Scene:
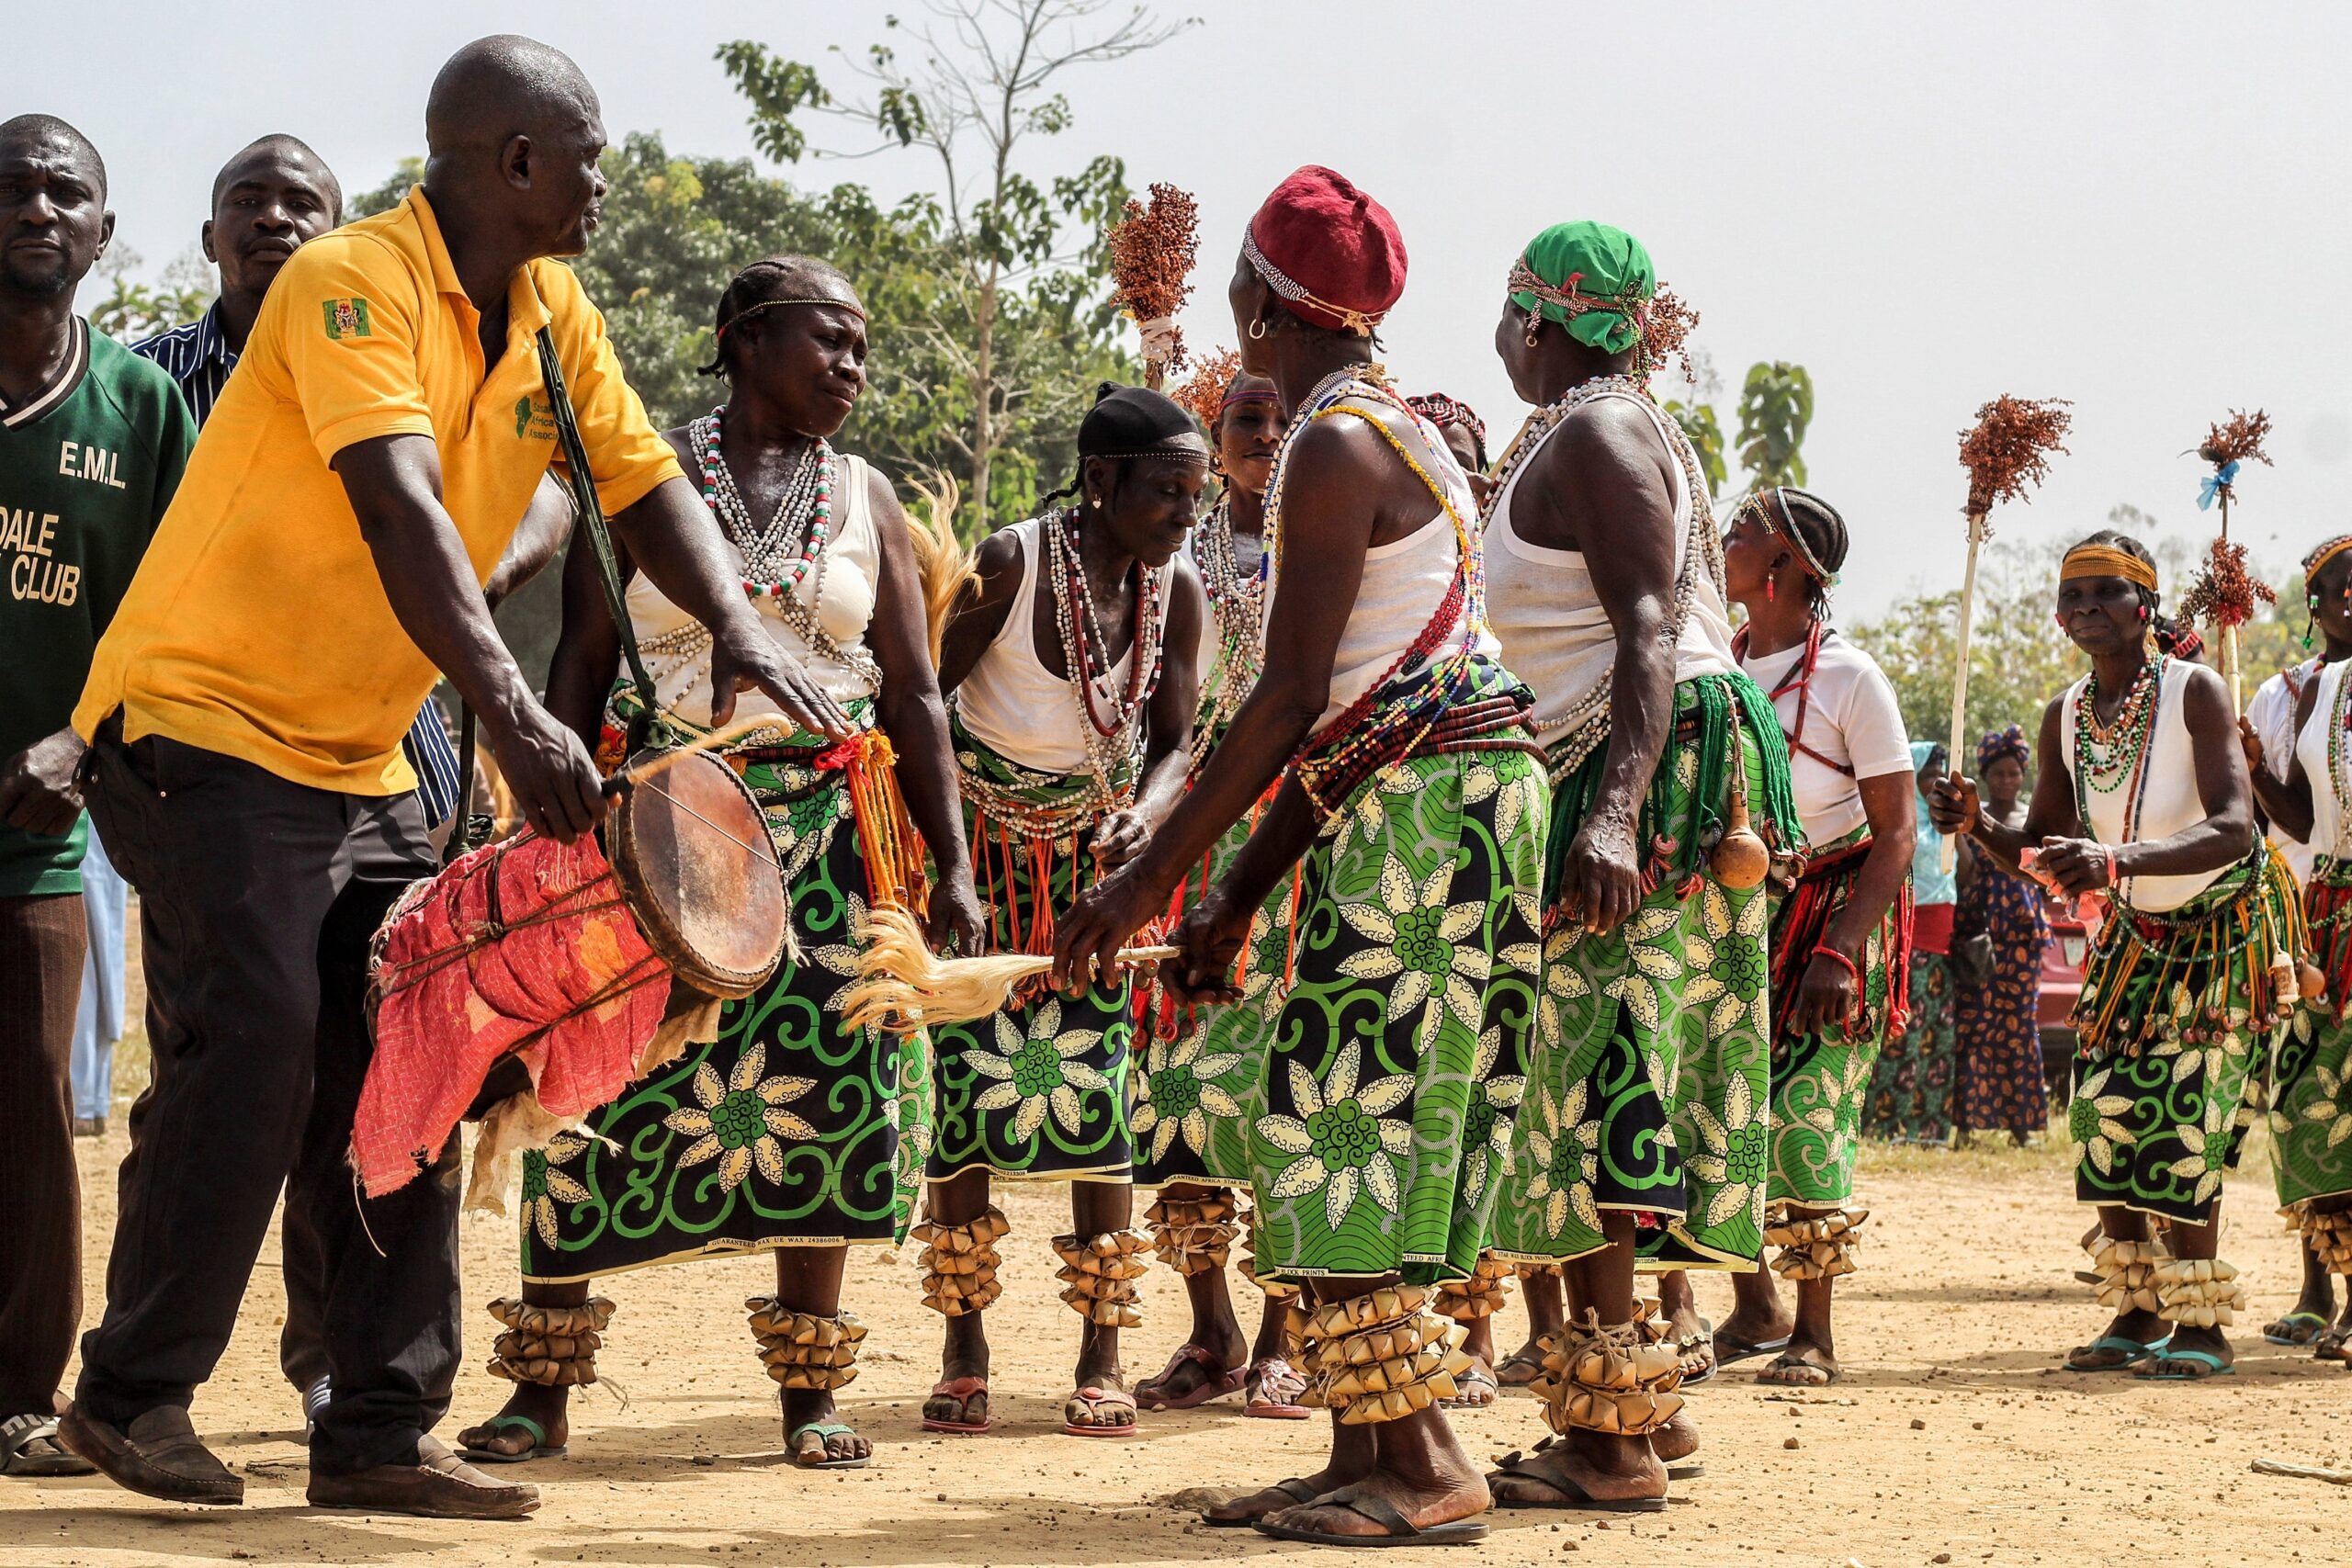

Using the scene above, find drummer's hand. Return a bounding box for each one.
[1050,863,1163,996]
[927,866,988,960]
[0,727,87,836]
[486,700,605,843]
[1091,808,1150,870]
[709,624,855,740]
[1163,885,1250,1010]
[1928,774,1979,836]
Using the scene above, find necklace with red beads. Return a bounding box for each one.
[1043,504,1161,804]
[689,404,832,603]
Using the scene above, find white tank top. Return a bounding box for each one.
[2296,658,2352,862]
[1485,390,1736,732]
[2060,659,2222,911]
[626,450,882,720]
[1273,395,1498,731]
[956,515,1177,775]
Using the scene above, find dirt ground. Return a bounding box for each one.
[7,1122,2351,1568]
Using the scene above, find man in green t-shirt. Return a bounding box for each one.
[0,114,191,1480]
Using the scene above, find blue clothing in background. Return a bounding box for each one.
[71,825,128,1121]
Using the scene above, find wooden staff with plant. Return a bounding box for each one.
[2179,410,2277,715]
[1108,182,1198,391]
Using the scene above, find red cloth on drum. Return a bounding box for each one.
[354,832,669,1198]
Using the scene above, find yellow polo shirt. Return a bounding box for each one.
[75,186,681,795]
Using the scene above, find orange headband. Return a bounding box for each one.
[2058,545,2158,592]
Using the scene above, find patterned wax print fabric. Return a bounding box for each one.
[2271,859,2352,1212]
[1864,953,1956,1144]
[1491,676,1792,1271]
[518,697,928,1281]
[2067,853,2299,1224]
[1245,741,1547,1286]
[1766,830,1910,1208]
[927,726,1135,1181]
[1954,863,2051,1137]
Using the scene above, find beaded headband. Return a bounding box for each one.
[715,296,867,344]
[2304,534,2352,579]
[1086,446,1213,466]
[2058,544,2158,591]
[1506,257,1650,340]
[1405,393,1486,451]
[1739,487,1839,588]
[1244,223,1385,336]
[1219,386,1281,412]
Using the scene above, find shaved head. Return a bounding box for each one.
[424,35,597,155]
[0,114,104,197]
[211,134,340,219]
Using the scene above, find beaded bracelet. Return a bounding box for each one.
[1811,945,1862,985]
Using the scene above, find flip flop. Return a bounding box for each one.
[2265,1311,2331,1347]
[1062,1385,1136,1438]
[1710,1332,1791,1368]
[1757,1348,1840,1387]
[2063,1334,2170,1373]
[2135,1348,2235,1382]
[458,1414,566,1463]
[1678,1317,1718,1386]
[921,1376,991,1435]
[1252,1483,1489,1546]
[1136,1345,1245,1412]
[788,1420,871,1470]
[1203,1474,1321,1528]
[1438,1366,1498,1409]
[1494,1349,1545,1388]
[1488,1449,1668,1514]
[1243,1358,1311,1420]
[2316,1326,2352,1363]
[0,1413,96,1478]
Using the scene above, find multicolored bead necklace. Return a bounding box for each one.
[1043,504,1162,807]
[1190,492,1265,761]
[2074,656,2165,902]
[690,405,833,603]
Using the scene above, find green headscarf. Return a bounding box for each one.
[1509,220,1655,355]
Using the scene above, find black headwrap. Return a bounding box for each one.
[1044,382,1209,507]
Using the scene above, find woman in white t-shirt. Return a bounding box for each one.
[1715,486,1917,1388]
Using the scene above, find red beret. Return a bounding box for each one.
[1243,165,1407,336]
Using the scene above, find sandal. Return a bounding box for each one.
[788,1420,870,1470]
[1243,1357,1311,1419]
[2063,1334,2170,1373]
[1494,1349,1545,1388]
[1756,1348,1839,1387]
[1489,1447,1668,1514]
[1062,1385,1136,1438]
[1252,1483,1489,1546]
[1677,1318,1717,1386]
[458,1414,567,1464]
[1204,1474,1321,1528]
[2135,1348,2234,1382]
[2316,1325,2352,1364]
[2264,1310,2331,1347]
[1437,1365,1498,1409]
[1,1413,96,1478]
[1136,1345,1244,1412]
[1710,1331,1790,1368]
[921,1376,991,1436]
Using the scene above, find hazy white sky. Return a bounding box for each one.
[12,1,2348,615]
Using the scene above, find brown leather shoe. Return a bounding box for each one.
[57,1404,242,1505]
[306,1436,539,1519]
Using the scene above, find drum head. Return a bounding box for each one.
[608,749,788,998]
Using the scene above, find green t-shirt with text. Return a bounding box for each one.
[0,321,193,894]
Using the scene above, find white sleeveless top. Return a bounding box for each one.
[1273,395,1498,732]
[2252,658,2322,883]
[2060,658,2220,911]
[2295,658,2352,863]
[956,515,1177,775]
[1485,390,1736,732]
[627,449,882,720]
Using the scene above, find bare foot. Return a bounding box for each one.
[456,1384,570,1460]
[1652,1410,1700,1467]
[1487,1428,1664,1510]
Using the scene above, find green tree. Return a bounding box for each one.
[1736,360,1814,491]
[89,245,212,344]
[719,0,1190,528]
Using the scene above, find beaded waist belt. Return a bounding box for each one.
[1295,693,1543,822]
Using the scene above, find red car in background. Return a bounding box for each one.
[2038,899,2092,1107]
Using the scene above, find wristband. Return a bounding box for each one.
[1811,945,1862,985]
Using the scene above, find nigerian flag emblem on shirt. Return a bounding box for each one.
[322,298,372,340]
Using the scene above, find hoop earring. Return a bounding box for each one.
[1248,318,1267,341]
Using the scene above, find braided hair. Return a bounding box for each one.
[1745,485,1848,621]
[696,254,861,380]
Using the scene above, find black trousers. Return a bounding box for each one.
[0,891,86,1421]
[73,727,454,1475]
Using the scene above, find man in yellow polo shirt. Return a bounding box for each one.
[60,36,851,1520]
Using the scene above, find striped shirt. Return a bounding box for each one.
[131,304,465,824]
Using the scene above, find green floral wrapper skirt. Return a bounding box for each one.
[2275,859,2352,1212]
[1244,732,1547,1286]
[520,701,929,1282]
[1491,675,1795,1271]
[926,724,1134,1182]
[2066,851,2299,1224]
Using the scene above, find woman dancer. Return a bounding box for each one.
[1470,220,1801,1511]
[1934,530,2299,1381]
[1953,726,2050,1145]
[1409,391,1491,506]
[2239,532,2352,1359]
[922,383,1207,1438]
[1053,165,1548,1546]
[1130,359,1310,1418]
[1867,741,1959,1143]
[458,257,986,1469]
[1713,487,1916,1386]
